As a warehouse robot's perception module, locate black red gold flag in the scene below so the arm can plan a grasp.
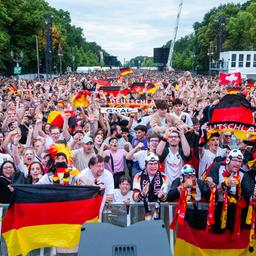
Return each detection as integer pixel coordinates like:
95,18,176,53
120,67,133,76
2,185,103,256
207,94,256,141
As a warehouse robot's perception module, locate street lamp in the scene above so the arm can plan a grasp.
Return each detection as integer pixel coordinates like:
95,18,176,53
10,50,23,78
207,48,214,76
44,13,53,78
216,16,226,59
58,43,63,75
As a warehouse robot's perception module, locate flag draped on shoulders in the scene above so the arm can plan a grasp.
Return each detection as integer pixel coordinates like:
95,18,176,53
2,185,103,256
206,94,256,141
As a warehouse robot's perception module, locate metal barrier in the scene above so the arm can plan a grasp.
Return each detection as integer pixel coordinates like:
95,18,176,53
0,202,207,256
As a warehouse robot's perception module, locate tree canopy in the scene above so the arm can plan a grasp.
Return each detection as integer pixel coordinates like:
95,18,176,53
0,0,108,75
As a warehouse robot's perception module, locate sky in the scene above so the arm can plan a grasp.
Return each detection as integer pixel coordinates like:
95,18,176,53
47,0,248,63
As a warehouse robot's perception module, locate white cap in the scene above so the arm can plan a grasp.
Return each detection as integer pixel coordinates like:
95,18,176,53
145,153,159,162
81,136,93,144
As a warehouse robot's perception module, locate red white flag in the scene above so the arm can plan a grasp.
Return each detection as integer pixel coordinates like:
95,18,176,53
219,72,242,85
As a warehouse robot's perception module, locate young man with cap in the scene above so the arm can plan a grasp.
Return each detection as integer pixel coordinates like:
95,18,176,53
206,149,251,233
168,164,211,230
167,164,210,202
198,132,227,179
73,136,95,171
133,153,169,202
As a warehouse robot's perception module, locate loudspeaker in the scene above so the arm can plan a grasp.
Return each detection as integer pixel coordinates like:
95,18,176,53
78,220,170,256
153,48,170,64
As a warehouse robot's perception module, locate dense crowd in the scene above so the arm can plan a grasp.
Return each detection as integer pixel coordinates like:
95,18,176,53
0,69,256,234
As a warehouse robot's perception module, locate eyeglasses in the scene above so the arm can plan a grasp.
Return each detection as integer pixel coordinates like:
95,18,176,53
224,135,232,138
169,136,179,139
51,132,60,136
3,166,14,170
150,140,159,143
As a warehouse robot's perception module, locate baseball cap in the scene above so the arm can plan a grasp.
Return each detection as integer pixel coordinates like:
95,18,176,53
145,153,159,162
81,136,93,144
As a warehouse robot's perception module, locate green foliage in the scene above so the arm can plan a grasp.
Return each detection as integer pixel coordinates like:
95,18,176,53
162,1,256,71
0,0,109,74
127,56,156,67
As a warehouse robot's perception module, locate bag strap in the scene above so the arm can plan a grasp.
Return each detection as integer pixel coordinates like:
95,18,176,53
110,153,115,173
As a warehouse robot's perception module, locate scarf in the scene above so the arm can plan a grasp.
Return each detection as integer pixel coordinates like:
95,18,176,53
170,183,188,229
140,171,163,202
206,186,216,232
52,162,70,185
221,169,246,239
246,186,256,252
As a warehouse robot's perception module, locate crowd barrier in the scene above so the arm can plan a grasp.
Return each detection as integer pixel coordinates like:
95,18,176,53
0,202,208,256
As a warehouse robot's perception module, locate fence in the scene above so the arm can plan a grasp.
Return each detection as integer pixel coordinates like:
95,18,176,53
0,202,208,256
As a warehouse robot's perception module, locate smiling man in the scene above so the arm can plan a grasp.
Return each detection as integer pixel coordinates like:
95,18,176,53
198,132,227,179
206,149,251,233
133,153,169,202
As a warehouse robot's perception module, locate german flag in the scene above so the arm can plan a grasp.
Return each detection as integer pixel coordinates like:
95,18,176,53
146,82,158,94
7,85,18,95
130,82,145,94
2,185,103,256
207,94,256,141
71,90,91,108
99,86,121,98
47,110,77,130
175,221,254,256
120,67,133,76
94,79,111,86
47,110,64,128
226,87,241,95
120,88,131,97
57,101,66,108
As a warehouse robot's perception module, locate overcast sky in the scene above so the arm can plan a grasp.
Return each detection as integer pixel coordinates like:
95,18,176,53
47,0,248,62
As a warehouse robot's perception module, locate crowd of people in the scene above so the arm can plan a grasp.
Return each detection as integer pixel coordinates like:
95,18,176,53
0,68,256,235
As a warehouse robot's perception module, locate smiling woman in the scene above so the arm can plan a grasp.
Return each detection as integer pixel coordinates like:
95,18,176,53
0,161,17,203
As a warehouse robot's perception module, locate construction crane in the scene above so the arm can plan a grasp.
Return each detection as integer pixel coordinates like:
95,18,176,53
166,0,183,70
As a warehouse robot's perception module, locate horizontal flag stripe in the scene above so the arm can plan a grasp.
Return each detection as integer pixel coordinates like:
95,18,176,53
213,94,251,109
121,71,133,74
131,82,145,87
211,106,253,124
3,224,83,256
120,68,132,72
12,184,101,203
99,86,121,91
177,221,250,250
175,238,255,256
2,196,101,232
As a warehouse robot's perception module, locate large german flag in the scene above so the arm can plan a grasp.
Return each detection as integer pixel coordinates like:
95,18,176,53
2,185,103,256
207,94,256,141
120,67,133,76
99,86,121,97
175,221,255,256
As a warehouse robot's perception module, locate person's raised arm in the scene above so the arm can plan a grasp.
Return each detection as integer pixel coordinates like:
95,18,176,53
156,129,171,156
25,125,33,147
126,142,144,160
177,125,190,157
